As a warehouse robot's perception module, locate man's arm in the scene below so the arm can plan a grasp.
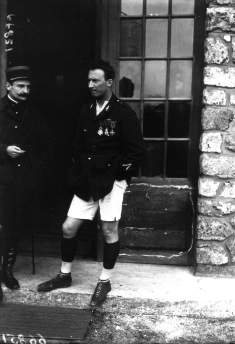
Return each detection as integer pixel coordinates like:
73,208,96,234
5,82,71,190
117,106,146,180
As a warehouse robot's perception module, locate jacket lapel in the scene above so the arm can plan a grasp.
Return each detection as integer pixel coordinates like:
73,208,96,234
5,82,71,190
89,93,117,121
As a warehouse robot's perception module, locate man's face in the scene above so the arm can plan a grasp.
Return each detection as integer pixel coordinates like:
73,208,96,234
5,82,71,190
88,69,112,100
6,79,31,102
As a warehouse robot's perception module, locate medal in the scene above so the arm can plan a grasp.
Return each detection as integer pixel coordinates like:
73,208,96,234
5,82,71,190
105,128,109,136
97,121,104,135
110,121,116,136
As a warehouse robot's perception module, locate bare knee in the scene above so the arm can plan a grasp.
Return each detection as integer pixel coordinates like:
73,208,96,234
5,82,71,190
62,217,83,238
102,221,119,243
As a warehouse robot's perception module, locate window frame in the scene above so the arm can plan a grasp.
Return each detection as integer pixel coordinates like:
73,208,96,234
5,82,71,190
115,0,206,186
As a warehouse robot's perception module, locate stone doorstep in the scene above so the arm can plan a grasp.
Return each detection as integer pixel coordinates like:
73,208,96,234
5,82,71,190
2,255,235,319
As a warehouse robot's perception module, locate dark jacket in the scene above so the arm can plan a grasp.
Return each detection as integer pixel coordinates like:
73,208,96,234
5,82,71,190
68,93,145,202
0,96,54,237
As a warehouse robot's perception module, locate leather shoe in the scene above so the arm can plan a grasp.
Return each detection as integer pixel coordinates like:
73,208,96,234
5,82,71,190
2,268,20,290
37,273,72,292
90,280,111,307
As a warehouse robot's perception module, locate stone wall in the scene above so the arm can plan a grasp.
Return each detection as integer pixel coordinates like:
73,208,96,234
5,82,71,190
197,0,235,276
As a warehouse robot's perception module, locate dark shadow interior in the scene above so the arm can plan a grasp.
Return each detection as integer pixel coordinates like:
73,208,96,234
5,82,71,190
7,0,96,253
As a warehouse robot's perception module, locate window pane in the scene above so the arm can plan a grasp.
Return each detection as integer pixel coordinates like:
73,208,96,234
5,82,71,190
144,61,167,98
141,142,164,177
120,19,142,57
169,61,192,99
166,142,189,178
143,102,165,138
168,101,191,138
121,0,143,16
119,61,141,98
146,19,168,57
172,0,195,15
147,0,169,15
171,19,194,57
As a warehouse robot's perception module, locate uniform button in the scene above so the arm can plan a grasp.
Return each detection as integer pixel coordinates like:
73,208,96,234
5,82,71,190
88,157,91,160
16,112,18,114
18,164,20,167
15,126,17,128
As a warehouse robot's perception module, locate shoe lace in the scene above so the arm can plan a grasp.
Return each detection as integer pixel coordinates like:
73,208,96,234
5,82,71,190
95,282,103,297
53,273,64,281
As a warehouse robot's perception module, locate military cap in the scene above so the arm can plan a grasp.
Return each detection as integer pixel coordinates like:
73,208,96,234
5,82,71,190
6,66,30,82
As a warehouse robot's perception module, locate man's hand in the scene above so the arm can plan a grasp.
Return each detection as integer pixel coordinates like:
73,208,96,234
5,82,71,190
6,146,25,158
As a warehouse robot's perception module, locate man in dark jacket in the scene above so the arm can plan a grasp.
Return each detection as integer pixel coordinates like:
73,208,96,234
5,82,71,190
37,60,145,307
0,66,54,303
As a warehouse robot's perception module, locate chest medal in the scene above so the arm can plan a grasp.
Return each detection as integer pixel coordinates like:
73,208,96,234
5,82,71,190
97,119,117,136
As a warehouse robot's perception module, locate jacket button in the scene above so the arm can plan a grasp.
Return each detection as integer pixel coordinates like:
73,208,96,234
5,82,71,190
88,157,91,160
15,126,17,128
18,164,20,167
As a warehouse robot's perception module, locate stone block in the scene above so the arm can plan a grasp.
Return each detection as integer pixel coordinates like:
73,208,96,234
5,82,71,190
229,93,235,105
200,153,235,178
226,235,235,262
208,0,235,4
197,216,234,240
196,264,235,277
220,181,235,197
225,134,235,151
202,107,234,131
205,36,229,65
232,36,235,63
229,214,235,228
198,177,220,197
203,88,226,105
200,132,222,153
204,67,235,88
207,7,235,32
197,243,229,265
198,198,235,216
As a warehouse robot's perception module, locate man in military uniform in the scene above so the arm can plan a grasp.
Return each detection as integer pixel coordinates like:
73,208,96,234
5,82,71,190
37,60,145,307
0,66,54,303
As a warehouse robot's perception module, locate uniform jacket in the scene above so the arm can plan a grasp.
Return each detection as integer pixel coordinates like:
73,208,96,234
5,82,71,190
68,93,145,202
0,95,54,237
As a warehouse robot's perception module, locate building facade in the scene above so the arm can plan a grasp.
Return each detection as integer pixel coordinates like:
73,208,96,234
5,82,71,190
1,0,235,276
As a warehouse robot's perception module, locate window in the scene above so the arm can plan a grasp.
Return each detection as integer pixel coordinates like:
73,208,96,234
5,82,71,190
119,0,196,179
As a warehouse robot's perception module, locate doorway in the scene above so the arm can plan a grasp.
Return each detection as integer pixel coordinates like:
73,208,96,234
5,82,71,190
7,0,96,256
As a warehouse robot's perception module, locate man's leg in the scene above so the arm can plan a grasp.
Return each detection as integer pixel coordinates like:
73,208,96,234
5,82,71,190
1,236,20,290
37,217,84,292
90,221,120,307
90,180,126,307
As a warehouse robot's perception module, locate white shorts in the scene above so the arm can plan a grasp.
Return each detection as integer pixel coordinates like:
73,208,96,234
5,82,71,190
67,180,127,221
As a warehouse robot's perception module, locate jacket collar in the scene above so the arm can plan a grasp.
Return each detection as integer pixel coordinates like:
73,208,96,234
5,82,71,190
88,93,118,120
0,95,30,119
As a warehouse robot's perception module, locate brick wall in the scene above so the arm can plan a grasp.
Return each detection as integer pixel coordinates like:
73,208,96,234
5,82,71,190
197,0,235,276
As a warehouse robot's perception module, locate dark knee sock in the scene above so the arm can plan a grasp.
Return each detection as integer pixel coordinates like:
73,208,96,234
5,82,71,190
61,237,78,263
103,240,120,269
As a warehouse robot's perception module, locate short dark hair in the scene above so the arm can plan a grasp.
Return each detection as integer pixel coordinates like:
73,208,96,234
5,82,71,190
89,60,115,81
